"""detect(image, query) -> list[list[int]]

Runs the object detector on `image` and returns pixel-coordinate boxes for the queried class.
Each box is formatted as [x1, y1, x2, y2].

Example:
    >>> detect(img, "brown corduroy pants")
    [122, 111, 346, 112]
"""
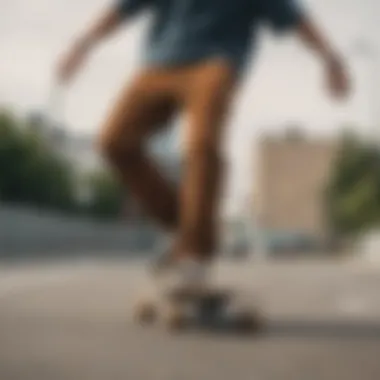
[99, 59, 237, 261]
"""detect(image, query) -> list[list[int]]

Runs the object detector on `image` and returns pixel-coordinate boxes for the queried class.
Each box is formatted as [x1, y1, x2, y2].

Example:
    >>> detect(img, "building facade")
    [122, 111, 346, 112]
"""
[254, 132, 337, 251]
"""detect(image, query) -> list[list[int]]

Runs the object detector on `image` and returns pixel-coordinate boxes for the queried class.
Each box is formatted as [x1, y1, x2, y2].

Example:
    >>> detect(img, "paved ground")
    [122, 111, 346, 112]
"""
[1, 257, 380, 380]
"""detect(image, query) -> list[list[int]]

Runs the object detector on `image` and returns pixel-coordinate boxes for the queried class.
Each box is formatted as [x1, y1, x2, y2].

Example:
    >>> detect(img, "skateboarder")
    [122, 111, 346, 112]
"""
[57, 0, 350, 289]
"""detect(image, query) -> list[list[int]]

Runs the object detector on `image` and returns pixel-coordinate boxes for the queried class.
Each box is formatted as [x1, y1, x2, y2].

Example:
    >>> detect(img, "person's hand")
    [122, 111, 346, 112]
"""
[324, 54, 350, 100]
[57, 38, 92, 84]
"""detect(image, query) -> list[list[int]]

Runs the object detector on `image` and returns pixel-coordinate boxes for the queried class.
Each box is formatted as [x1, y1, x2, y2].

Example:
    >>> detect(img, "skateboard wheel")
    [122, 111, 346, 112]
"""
[135, 301, 157, 325]
[165, 307, 187, 331]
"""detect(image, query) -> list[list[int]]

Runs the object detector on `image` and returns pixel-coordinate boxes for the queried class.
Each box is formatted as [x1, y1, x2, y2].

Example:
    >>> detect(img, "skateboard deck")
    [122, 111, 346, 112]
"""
[134, 286, 263, 333]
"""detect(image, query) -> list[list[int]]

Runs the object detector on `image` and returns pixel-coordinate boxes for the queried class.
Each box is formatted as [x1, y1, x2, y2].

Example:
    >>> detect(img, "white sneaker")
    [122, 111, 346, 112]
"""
[161, 257, 211, 293]
[151, 233, 175, 275]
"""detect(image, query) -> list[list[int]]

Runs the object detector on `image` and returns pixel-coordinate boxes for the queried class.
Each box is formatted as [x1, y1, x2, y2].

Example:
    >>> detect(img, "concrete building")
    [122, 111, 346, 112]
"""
[254, 130, 338, 251]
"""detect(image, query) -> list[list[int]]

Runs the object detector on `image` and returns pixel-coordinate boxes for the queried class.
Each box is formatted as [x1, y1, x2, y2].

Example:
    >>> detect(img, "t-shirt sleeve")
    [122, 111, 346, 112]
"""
[260, 0, 304, 32]
[114, 0, 150, 19]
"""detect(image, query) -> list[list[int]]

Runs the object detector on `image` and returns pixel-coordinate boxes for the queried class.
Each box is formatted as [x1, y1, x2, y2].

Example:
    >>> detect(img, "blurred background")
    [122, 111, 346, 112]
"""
[1, 0, 380, 379]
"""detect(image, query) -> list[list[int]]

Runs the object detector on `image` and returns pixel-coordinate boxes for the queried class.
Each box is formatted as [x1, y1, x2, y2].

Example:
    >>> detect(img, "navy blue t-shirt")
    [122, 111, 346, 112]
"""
[115, 0, 304, 71]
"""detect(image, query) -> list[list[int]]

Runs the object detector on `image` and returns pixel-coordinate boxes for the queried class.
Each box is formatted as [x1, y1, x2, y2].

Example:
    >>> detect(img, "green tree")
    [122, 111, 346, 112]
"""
[0, 109, 128, 219]
[0, 110, 75, 210]
[85, 170, 125, 219]
[0, 110, 30, 200]
[326, 132, 380, 239]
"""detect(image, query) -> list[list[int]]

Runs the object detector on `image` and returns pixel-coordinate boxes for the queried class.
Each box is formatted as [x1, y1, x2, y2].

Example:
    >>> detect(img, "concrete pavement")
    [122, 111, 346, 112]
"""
[1, 257, 380, 380]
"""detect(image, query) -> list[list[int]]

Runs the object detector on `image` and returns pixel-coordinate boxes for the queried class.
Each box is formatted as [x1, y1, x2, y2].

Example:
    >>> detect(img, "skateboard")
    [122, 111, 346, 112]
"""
[134, 286, 263, 333]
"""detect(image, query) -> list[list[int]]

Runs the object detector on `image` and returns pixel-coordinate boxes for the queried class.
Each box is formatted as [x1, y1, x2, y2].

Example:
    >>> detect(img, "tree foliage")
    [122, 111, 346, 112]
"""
[0, 109, 125, 219]
[326, 132, 380, 238]
[0, 110, 75, 210]
[84, 170, 125, 219]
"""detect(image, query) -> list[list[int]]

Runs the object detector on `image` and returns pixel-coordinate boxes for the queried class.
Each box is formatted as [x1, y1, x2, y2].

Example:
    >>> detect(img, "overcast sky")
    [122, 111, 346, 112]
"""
[1, 0, 379, 213]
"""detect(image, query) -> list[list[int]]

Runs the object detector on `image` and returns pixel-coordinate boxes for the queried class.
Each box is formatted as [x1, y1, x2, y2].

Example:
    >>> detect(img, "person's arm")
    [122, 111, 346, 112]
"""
[73, 8, 123, 53]
[295, 16, 350, 98]
[57, 0, 149, 83]
[296, 17, 340, 65]
[74, 0, 150, 51]
[260, 0, 350, 99]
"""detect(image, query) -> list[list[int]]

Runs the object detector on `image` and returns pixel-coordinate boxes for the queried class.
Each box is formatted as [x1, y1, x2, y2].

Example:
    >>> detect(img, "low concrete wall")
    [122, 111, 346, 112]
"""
[0, 205, 158, 260]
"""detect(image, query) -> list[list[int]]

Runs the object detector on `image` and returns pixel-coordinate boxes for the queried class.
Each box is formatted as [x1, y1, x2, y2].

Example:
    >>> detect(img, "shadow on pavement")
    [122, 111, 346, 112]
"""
[163, 319, 380, 341]
[263, 319, 380, 340]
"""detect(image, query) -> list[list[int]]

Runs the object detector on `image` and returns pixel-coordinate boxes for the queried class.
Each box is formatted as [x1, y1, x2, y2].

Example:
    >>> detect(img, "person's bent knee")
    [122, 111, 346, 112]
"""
[185, 144, 223, 167]
[98, 133, 142, 165]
